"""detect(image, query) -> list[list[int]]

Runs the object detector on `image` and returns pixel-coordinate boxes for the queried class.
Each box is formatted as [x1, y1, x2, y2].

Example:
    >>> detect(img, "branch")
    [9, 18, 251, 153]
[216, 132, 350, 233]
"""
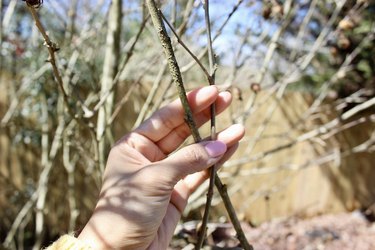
[3, 192, 38, 248]
[91, 15, 149, 114]
[146, 0, 201, 142]
[161, 13, 211, 81]
[341, 97, 375, 121]
[180, 0, 245, 73]
[226, 114, 375, 169]
[134, 0, 196, 127]
[133, 62, 168, 128]
[146, 1, 252, 249]
[215, 176, 253, 250]
[26, 5, 73, 117]
[96, 0, 122, 172]
[196, 0, 217, 248]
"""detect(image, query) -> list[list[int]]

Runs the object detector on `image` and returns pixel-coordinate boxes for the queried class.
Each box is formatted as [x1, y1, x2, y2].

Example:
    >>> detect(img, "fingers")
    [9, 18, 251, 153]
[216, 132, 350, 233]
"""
[166, 124, 244, 209]
[155, 140, 227, 183]
[215, 123, 245, 147]
[135, 86, 231, 144]
[156, 91, 232, 154]
[150, 124, 245, 184]
[149, 140, 240, 250]
[170, 142, 239, 210]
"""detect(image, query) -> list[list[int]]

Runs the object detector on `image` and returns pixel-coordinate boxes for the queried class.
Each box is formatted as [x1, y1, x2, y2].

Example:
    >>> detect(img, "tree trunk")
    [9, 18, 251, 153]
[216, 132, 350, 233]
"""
[96, 0, 122, 172]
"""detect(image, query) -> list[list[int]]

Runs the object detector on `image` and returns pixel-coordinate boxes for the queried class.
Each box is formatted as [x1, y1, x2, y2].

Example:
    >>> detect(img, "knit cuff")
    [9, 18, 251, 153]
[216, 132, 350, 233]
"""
[45, 235, 93, 250]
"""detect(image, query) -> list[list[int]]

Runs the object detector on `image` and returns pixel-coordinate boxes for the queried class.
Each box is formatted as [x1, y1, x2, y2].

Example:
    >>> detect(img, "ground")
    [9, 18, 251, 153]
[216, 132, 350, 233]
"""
[170, 211, 375, 249]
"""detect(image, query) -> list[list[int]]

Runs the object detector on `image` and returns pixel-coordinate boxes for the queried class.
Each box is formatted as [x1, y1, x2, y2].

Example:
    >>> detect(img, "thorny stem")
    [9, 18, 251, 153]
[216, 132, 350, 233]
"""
[146, 1, 252, 249]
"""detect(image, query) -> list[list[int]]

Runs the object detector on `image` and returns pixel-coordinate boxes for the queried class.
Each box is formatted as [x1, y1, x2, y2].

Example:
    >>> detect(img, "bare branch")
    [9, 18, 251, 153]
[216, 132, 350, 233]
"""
[146, 1, 252, 249]
[26, 5, 73, 117]
[196, 0, 217, 248]
[146, 0, 201, 142]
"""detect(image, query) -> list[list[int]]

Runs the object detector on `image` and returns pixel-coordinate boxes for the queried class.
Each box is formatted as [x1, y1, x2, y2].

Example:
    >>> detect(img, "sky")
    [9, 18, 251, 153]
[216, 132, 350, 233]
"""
[3, 0, 301, 70]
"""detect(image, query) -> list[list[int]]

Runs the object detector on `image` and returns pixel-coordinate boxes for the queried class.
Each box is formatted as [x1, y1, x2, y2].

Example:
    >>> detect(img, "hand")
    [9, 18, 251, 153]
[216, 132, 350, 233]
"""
[78, 86, 245, 249]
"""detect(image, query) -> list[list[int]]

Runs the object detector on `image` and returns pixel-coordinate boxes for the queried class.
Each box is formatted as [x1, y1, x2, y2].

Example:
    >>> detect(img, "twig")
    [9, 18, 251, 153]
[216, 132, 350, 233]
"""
[236, 1, 346, 161]
[146, 1, 252, 249]
[4, 108, 65, 248]
[289, 0, 318, 61]
[341, 97, 375, 121]
[225, 112, 375, 169]
[239, 0, 346, 128]
[2, 0, 17, 30]
[65, 0, 78, 42]
[299, 0, 346, 70]
[33, 94, 50, 250]
[96, 0, 122, 172]
[223, 27, 252, 87]
[149, 79, 174, 115]
[196, 0, 216, 248]
[33, 96, 67, 250]
[3, 192, 38, 248]
[1, 63, 50, 126]
[91, 15, 149, 114]
[214, 0, 244, 40]
[301, 26, 374, 121]
[133, 62, 168, 128]
[180, 0, 245, 73]
[227, 136, 375, 178]
[146, 0, 201, 142]
[143, 0, 203, 121]
[63, 124, 80, 231]
[17, 212, 31, 250]
[161, 13, 211, 81]
[256, 0, 293, 84]
[26, 5, 73, 117]
[215, 176, 253, 250]
[109, 79, 140, 125]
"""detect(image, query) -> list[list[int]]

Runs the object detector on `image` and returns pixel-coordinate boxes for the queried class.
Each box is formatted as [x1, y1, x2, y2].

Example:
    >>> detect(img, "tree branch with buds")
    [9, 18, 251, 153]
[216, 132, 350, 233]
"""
[146, 0, 252, 249]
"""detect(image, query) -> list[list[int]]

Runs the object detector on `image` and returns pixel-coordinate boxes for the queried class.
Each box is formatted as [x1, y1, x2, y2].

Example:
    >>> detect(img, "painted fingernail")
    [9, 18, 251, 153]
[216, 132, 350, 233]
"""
[205, 141, 227, 158]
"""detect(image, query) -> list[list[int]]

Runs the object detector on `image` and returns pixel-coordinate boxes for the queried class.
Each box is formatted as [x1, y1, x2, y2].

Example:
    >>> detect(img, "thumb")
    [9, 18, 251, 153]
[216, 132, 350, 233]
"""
[154, 140, 227, 183]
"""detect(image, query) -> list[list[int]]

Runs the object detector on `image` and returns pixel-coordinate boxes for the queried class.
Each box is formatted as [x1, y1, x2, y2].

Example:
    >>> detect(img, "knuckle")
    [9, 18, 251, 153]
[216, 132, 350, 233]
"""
[175, 126, 191, 141]
[185, 147, 206, 167]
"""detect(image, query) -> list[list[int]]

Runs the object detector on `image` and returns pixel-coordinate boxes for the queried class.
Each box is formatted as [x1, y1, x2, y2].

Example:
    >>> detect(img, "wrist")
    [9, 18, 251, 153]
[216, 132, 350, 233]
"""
[78, 221, 107, 250]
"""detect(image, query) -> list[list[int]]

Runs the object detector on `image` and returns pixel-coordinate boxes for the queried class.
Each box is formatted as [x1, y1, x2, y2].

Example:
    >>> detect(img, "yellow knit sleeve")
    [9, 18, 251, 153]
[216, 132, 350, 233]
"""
[44, 235, 92, 250]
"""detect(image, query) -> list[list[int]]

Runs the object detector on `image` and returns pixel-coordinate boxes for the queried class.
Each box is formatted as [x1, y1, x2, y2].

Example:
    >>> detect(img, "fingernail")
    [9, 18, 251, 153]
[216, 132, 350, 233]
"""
[205, 141, 227, 158]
